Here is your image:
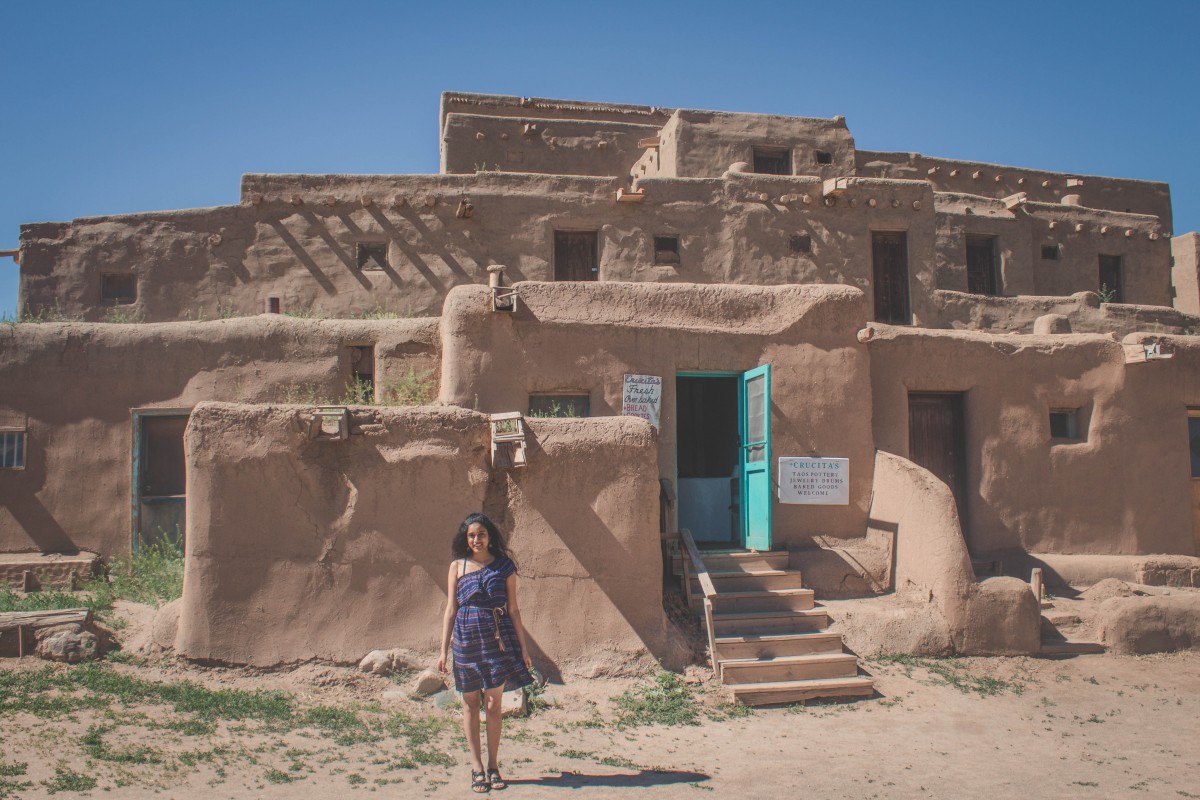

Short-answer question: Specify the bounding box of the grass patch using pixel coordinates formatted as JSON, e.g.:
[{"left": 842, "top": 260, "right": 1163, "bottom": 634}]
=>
[
  {"left": 42, "top": 766, "right": 96, "bottom": 794},
  {"left": 87, "top": 539, "right": 184, "bottom": 608},
  {"left": 870, "top": 654, "right": 1025, "bottom": 697},
  {"left": 264, "top": 768, "right": 298, "bottom": 784},
  {"left": 612, "top": 671, "right": 700, "bottom": 729},
  {"left": 598, "top": 755, "right": 639, "bottom": 770},
  {"left": 82, "top": 724, "right": 162, "bottom": 764},
  {"left": 0, "top": 588, "right": 108, "bottom": 615},
  {"left": 299, "top": 705, "right": 373, "bottom": 746}
]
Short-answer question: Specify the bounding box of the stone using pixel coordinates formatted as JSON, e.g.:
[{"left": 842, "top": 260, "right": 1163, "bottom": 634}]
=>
[
  {"left": 411, "top": 668, "right": 446, "bottom": 696},
  {"left": 35, "top": 623, "right": 97, "bottom": 663},
  {"left": 432, "top": 690, "right": 459, "bottom": 710},
  {"left": 500, "top": 688, "right": 527, "bottom": 718},
  {"left": 358, "top": 649, "right": 394, "bottom": 675}
]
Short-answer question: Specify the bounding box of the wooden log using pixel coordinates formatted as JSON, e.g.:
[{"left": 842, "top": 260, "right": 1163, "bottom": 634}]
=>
[{"left": 0, "top": 608, "right": 92, "bottom": 634}]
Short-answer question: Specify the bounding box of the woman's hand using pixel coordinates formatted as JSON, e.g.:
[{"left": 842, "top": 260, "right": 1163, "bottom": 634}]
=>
[
  {"left": 522, "top": 654, "right": 533, "bottom": 670},
  {"left": 437, "top": 653, "right": 447, "bottom": 674}
]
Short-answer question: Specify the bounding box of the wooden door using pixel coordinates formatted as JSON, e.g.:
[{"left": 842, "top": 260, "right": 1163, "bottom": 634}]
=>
[
  {"left": 740, "top": 364, "right": 772, "bottom": 550},
  {"left": 908, "top": 393, "right": 967, "bottom": 520},
  {"left": 554, "top": 231, "right": 599, "bottom": 281},
  {"left": 1189, "top": 413, "right": 1200, "bottom": 553},
  {"left": 872, "top": 232, "right": 910, "bottom": 324},
  {"left": 966, "top": 235, "right": 998, "bottom": 295}
]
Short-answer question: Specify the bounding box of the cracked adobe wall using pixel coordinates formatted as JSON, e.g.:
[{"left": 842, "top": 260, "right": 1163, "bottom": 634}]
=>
[{"left": 176, "top": 403, "right": 677, "bottom": 672}]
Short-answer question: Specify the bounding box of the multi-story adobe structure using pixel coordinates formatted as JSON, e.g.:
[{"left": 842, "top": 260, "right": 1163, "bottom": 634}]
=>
[{"left": 2, "top": 93, "right": 1198, "bottom": 702}]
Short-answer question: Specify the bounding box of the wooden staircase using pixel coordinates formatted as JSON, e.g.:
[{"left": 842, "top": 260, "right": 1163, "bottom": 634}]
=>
[{"left": 678, "top": 535, "right": 875, "bottom": 706}]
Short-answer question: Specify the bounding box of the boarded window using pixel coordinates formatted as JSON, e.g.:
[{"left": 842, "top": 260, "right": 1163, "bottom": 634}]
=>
[
  {"left": 554, "top": 231, "right": 599, "bottom": 281},
  {"left": 1041, "top": 244, "right": 1060, "bottom": 261},
  {"left": 789, "top": 234, "right": 811, "bottom": 254},
  {"left": 966, "top": 235, "right": 999, "bottom": 295},
  {"left": 357, "top": 243, "right": 388, "bottom": 271},
  {"left": 654, "top": 235, "right": 680, "bottom": 265},
  {"left": 1099, "top": 254, "right": 1123, "bottom": 302},
  {"left": 528, "top": 394, "right": 589, "bottom": 418},
  {"left": 752, "top": 147, "right": 791, "bottom": 175},
  {"left": 815, "top": 150, "right": 833, "bottom": 165},
  {"left": 0, "top": 429, "right": 26, "bottom": 470},
  {"left": 1049, "top": 409, "right": 1081, "bottom": 440},
  {"left": 101, "top": 273, "right": 137, "bottom": 305}
]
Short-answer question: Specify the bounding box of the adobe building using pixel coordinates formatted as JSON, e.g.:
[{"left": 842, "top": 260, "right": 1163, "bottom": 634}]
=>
[{"left": 3, "top": 93, "right": 1199, "bottom": 702}]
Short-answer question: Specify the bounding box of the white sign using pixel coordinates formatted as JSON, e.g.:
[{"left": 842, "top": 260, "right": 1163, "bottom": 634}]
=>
[
  {"left": 621, "top": 374, "right": 662, "bottom": 429},
  {"left": 778, "top": 457, "right": 850, "bottom": 505}
]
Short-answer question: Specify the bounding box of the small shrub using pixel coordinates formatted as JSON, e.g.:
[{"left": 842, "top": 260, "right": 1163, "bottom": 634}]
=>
[
  {"left": 612, "top": 671, "right": 700, "bottom": 729},
  {"left": 382, "top": 368, "right": 436, "bottom": 406},
  {"left": 339, "top": 376, "right": 377, "bottom": 406},
  {"left": 264, "top": 768, "right": 297, "bottom": 784},
  {"left": 85, "top": 538, "right": 184, "bottom": 608},
  {"left": 42, "top": 766, "right": 96, "bottom": 794}
]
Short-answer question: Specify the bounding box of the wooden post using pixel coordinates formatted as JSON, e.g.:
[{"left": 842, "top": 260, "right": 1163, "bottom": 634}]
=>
[
  {"left": 1031, "top": 567, "right": 1044, "bottom": 602},
  {"left": 703, "top": 598, "right": 718, "bottom": 677},
  {"left": 16, "top": 624, "right": 23, "bottom": 658}
]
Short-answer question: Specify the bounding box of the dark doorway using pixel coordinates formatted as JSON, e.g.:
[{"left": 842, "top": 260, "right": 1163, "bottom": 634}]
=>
[
  {"left": 133, "top": 411, "right": 189, "bottom": 551},
  {"left": 1098, "top": 254, "right": 1123, "bottom": 303},
  {"left": 554, "top": 231, "right": 599, "bottom": 281},
  {"left": 966, "top": 235, "right": 999, "bottom": 295},
  {"left": 677, "top": 376, "right": 740, "bottom": 544},
  {"left": 872, "top": 232, "right": 911, "bottom": 324},
  {"left": 908, "top": 393, "right": 967, "bottom": 522}
]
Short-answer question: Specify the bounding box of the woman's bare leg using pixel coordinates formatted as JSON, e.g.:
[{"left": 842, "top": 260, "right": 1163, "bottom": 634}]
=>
[
  {"left": 483, "top": 687, "right": 504, "bottom": 770},
  {"left": 461, "top": 690, "right": 485, "bottom": 772}
]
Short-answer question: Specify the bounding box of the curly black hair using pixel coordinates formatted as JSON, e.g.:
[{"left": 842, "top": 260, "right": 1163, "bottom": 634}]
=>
[{"left": 451, "top": 512, "right": 516, "bottom": 566}]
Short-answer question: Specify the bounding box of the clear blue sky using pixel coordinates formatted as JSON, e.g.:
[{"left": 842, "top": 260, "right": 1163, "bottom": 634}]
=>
[{"left": 2, "top": 0, "right": 1197, "bottom": 316}]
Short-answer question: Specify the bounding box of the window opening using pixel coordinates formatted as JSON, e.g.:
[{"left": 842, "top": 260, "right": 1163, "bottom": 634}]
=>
[
  {"left": 528, "top": 394, "right": 590, "bottom": 418},
  {"left": 872, "top": 231, "right": 911, "bottom": 324},
  {"left": 101, "top": 273, "right": 137, "bottom": 305},
  {"left": 349, "top": 346, "right": 375, "bottom": 402},
  {"left": 1049, "top": 409, "right": 1081, "bottom": 440},
  {"left": 1098, "top": 254, "right": 1123, "bottom": 303},
  {"left": 0, "top": 429, "right": 26, "bottom": 470},
  {"left": 1041, "top": 244, "right": 1060, "bottom": 261},
  {"left": 653, "top": 235, "right": 680, "bottom": 265},
  {"left": 815, "top": 150, "right": 833, "bottom": 165},
  {"left": 966, "top": 235, "right": 1000, "bottom": 295},
  {"left": 553, "top": 231, "right": 599, "bottom": 281},
  {"left": 752, "top": 147, "right": 791, "bottom": 175},
  {"left": 789, "top": 234, "right": 812, "bottom": 254},
  {"left": 1189, "top": 412, "right": 1200, "bottom": 478},
  {"left": 356, "top": 242, "right": 388, "bottom": 271}
]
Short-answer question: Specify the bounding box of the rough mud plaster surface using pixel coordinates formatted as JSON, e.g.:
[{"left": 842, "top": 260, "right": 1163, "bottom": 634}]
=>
[
  {"left": 1098, "top": 593, "right": 1200, "bottom": 654},
  {"left": 1173, "top": 232, "right": 1200, "bottom": 315},
  {"left": 177, "top": 403, "right": 676, "bottom": 672},
  {"left": 440, "top": 281, "right": 875, "bottom": 544},
  {"left": 867, "top": 325, "right": 1197, "bottom": 557},
  {"left": 0, "top": 317, "right": 438, "bottom": 557},
  {"left": 932, "top": 290, "right": 1200, "bottom": 336}
]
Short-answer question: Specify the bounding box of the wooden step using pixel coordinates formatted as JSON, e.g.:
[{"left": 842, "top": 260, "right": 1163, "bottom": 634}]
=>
[
  {"left": 694, "top": 588, "right": 814, "bottom": 613},
  {"left": 720, "top": 652, "right": 859, "bottom": 684},
  {"left": 689, "top": 568, "right": 804, "bottom": 592},
  {"left": 700, "top": 551, "right": 790, "bottom": 573},
  {"left": 728, "top": 676, "right": 876, "bottom": 706},
  {"left": 714, "top": 631, "right": 843, "bottom": 660},
  {"left": 712, "top": 608, "right": 828, "bottom": 635}
]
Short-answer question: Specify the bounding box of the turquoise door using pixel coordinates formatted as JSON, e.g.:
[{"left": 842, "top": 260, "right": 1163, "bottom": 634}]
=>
[{"left": 740, "top": 364, "right": 772, "bottom": 550}]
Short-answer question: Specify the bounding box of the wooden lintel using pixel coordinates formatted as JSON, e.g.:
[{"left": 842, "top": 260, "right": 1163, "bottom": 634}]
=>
[
  {"left": 616, "top": 188, "right": 645, "bottom": 203},
  {"left": 637, "top": 137, "right": 661, "bottom": 149}
]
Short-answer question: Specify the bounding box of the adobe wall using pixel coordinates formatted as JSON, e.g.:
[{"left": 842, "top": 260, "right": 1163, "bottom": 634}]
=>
[
  {"left": 0, "top": 317, "right": 439, "bottom": 557},
  {"left": 866, "top": 324, "right": 1197, "bottom": 558},
  {"left": 1173, "top": 233, "right": 1200, "bottom": 315},
  {"left": 857, "top": 150, "right": 1172, "bottom": 226},
  {"left": 176, "top": 403, "right": 677, "bottom": 672},
  {"left": 930, "top": 291, "right": 1200, "bottom": 336},
  {"left": 438, "top": 281, "right": 875, "bottom": 545}
]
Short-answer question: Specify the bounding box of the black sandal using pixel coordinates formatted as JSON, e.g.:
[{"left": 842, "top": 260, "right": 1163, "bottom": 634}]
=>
[
  {"left": 488, "top": 768, "right": 507, "bottom": 790},
  {"left": 471, "top": 770, "right": 490, "bottom": 793}
]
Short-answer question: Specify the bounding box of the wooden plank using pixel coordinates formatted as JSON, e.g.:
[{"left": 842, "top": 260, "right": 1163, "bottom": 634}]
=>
[
  {"left": 679, "top": 529, "right": 716, "bottom": 599},
  {"left": 0, "top": 608, "right": 91, "bottom": 634}
]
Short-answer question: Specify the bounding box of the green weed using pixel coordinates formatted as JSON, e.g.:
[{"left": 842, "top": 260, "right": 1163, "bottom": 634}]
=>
[
  {"left": 42, "top": 766, "right": 96, "bottom": 794},
  {"left": 279, "top": 382, "right": 328, "bottom": 404},
  {"left": 612, "top": 671, "right": 700, "bottom": 729},
  {"left": 87, "top": 538, "right": 184, "bottom": 608},
  {"left": 339, "top": 376, "right": 376, "bottom": 406},
  {"left": 870, "top": 654, "right": 1024, "bottom": 697},
  {"left": 264, "top": 768, "right": 298, "bottom": 784},
  {"left": 300, "top": 706, "right": 373, "bottom": 746},
  {"left": 381, "top": 367, "right": 436, "bottom": 405},
  {"left": 102, "top": 306, "right": 145, "bottom": 324},
  {"left": 598, "top": 755, "right": 639, "bottom": 769},
  {"left": 0, "top": 588, "right": 108, "bottom": 615},
  {"left": 82, "top": 724, "right": 162, "bottom": 764}
]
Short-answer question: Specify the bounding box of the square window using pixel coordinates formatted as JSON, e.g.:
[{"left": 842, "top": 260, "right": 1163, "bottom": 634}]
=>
[
  {"left": 0, "top": 429, "right": 26, "bottom": 470},
  {"left": 752, "top": 147, "right": 791, "bottom": 176},
  {"left": 1049, "top": 409, "right": 1080, "bottom": 440},
  {"left": 528, "top": 394, "right": 589, "bottom": 418},
  {"left": 653, "top": 235, "right": 680, "bottom": 265},
  {"left": 789, "top": 234, "right": 812, "bottom": 254},
  {"left": 101, "top": 273, "right": 137, "bottom": 305},
  {"left": 356, "top": 242, "right": 389, "bottom": 271},
  {"left": 815, "top": 150, "right": 833, "bottom": 165},
  {"left": 1041, "top": 244, "right": 1060, "bottom": 261}
]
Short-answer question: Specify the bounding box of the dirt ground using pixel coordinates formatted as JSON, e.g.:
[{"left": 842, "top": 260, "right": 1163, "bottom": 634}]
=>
[{"left": 1, "top": 608, "right": 1198, "bottom": 800}]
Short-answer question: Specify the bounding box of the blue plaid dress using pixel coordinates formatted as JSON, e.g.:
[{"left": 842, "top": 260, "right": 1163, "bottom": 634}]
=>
[{"left": 451, "top": 556, "right": 534, "bottom": 693}]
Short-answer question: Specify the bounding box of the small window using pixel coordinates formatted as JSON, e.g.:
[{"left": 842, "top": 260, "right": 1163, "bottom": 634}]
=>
[
  {"left": 789, "top": 234, "right": 812, "bottom": 254},
  {"left": 815, "top": 150, "right": 833, "bottom": 165},
  {"left": 752, "top": 147, "right": 791, "bottom": 176},
  {"left": 0, "top": 429, "right": 26, "bottom": 470},
  {"left": 1049, "top": 409, "right": 1080, "bottom": 440},
  {"left": 528, "top": 395, "right": 590, "bottom": 418},
  {"left": 356, "top": 242, "right": 388, "bottom": 271},
  {"left": 101, "top": 273, "right": 136, "bottom": 305},
  {"left": 1041, "top": 244, "right": 1060, "bottom": 261},
  {"left": 653, "top": 235, "right": 680, "bottom": 265}
]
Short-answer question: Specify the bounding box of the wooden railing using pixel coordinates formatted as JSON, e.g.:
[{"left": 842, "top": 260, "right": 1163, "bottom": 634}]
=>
[{"left": 679, "top": 528, "right": 719, "bottom": 676}]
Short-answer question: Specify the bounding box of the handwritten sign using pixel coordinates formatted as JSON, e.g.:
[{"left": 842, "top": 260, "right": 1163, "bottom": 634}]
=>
[
  {"left": 621, "top": 374, "right": 662, "bottom": 429},
  {"left": 778, "top": 457, "right": 849, "bottom": 505}
]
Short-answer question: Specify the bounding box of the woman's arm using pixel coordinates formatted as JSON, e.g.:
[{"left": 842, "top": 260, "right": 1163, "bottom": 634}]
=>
[
  {"left": 505, "top": 573, "right": 533, "bottom": 669},
  {"left": 437, "top": 561, "right": 459, "bottom": 674}
]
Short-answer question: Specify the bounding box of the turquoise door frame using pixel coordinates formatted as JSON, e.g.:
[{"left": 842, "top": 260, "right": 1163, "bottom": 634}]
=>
[{"left": 740, "top": 364, "right": 772, "bottom": 550}]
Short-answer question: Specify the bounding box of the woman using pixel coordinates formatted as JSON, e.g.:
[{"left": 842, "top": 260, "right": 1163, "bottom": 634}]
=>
[{"left": 438, "top": 512, "right": 534, "bottom": 793}]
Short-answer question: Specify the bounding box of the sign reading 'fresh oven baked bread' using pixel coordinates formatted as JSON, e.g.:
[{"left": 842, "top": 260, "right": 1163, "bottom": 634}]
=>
[{"left": 621, "top": 374, "right": 662, "bottom": 429}]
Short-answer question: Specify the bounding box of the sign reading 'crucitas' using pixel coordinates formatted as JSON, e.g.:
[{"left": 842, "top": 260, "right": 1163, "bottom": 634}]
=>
[
  {"left": 778, "top": 457, "right": 849, "bottom": 505},
  {"left": 621, "top": 374, "right": 662, "bottom": 429}
]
